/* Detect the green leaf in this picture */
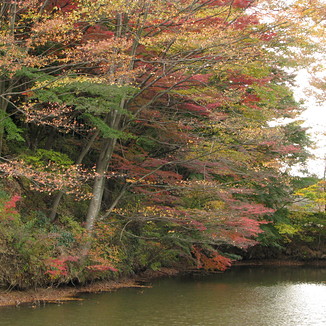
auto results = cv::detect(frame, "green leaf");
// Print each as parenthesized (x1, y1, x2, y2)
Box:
(21, 149, 74, 166)
(83, 113, 135, 140)
(1, 112, 24, 142)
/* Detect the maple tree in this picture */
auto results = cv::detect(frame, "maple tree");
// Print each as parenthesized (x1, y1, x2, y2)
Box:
(0, 0, 324, 285)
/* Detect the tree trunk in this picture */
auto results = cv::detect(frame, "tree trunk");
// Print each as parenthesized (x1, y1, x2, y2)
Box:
(85, 133, 119, 231)
(0, 3, 16, 156)
(80, 132, 119, 257)
(0, 79, 14, 156)
(0, 81, 7, 157)
(82, 9, 141, 242)
(48, 130, 100, 221)
(48, 192, 64, 222)
(85, 173, 107, 230)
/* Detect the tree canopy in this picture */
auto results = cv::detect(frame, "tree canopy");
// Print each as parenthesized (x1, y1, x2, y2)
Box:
(0, 0, 325, 288)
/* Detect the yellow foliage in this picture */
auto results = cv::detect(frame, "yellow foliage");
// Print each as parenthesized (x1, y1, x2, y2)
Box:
(205, 200, 226, 210)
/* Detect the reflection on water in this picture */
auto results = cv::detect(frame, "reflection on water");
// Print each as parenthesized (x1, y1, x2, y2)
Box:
(1, 266, 325, 326)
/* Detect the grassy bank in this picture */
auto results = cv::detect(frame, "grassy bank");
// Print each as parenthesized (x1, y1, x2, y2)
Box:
(0, 268, 180, 308)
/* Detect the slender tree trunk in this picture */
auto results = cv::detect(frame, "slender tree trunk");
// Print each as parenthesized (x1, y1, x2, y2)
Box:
(85, 173, 107, 230)
(0, 3, 16, 156)
(81, 129, 119, 257)
(85, 114, 120, 231)
(81, 8, 148, 251)
(0, 81, 7, 157)
(48, 130, 100, 221)
(0, 79, 15, 156)
(48, 192, 64, 222)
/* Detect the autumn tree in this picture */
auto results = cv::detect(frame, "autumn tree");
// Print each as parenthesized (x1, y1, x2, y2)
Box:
(0, 0, 323, 272)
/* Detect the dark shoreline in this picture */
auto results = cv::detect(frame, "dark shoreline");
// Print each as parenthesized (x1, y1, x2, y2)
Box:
(233, 259, 326, 267)
(1, 260, 325, 308)
(0, 268, 179, 308)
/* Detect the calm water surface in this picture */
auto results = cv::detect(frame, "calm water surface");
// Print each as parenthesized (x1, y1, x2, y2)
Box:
(1, 266, 325, 326)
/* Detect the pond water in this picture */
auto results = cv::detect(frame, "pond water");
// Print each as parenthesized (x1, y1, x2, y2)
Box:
(1, 266, 325, 326)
